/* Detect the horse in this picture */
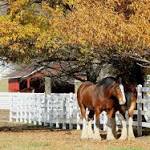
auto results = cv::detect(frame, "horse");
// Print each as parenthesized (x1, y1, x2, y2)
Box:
(116, 82, 137, 140)
(77, 76, 126, 140)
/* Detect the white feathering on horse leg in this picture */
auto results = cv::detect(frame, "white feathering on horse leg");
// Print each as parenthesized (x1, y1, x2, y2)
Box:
(81, 118, 88, 139)
(93, 115, 101, 140)
(93, 126, 101, 140)
(87, 120, 94, 139)
(119, 115, 127, 140)
(128, 117, 135, 139)
(106, 118, 116, 140)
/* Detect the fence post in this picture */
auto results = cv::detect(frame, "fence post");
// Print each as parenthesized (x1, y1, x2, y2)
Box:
(44, 94, 48, 126)
(16, 96, 19, 123)
(9, 94, 13, 122)
(137, 84, 143, 137)
(24, 99, 28, 123)
(28, 101, 32, 124)
(62, 98, 66, 129)
(33, 95, 38, 125)
(20, 99, 23, 123)
(76, 112, 81, 130)
(37, 95, 42, 126)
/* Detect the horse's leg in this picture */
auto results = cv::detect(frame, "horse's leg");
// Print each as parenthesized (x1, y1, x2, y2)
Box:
(93, 108, 101, 140)
(87, 119, 94, 139)
(128, 116, 135, 139)
(106, 109, 116, 140)
(80, 106, 88, 139)
(127, 91, 136, 140)
(118, 113, 127, 140)
(111, 116, 117, 138)
(87, 110, 94, 139)
(128, 104, 136, 139)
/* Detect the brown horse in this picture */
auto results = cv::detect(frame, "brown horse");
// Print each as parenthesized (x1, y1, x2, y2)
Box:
(77, 77, 126, 140)
(116, 83, 137, 140)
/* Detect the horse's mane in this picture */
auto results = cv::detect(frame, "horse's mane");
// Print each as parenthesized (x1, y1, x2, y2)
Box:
(96, 76, 117, 88)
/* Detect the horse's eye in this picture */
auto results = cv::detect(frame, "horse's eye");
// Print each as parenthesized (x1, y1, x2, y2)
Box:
(116, 86, 120, 90)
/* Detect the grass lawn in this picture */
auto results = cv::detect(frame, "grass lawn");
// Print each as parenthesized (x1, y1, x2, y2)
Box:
(0, 129, 149, 150)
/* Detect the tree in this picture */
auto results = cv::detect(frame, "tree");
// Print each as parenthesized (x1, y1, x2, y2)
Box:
(0, 0, 150, 83)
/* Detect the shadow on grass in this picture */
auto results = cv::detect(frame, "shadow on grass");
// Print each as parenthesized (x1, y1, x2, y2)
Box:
(0, 121, 78, 132)
(0, 125, 52, 132)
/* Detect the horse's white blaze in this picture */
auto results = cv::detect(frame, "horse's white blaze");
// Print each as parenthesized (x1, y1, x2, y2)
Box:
(119, 84, 126, 105)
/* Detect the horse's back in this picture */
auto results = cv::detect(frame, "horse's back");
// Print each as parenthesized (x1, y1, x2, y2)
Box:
(77, 81, 93, 98)
(77, 81, 95, 107)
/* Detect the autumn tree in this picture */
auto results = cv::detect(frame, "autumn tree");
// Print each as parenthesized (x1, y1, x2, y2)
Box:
(0, 0, 150, 83)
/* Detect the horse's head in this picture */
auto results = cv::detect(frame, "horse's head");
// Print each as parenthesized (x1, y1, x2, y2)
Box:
(112, 79, 126, 105)
(97, 76, 126, 105)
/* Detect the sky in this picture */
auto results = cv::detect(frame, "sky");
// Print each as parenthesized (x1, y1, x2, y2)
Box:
(0, 61, 15, 79)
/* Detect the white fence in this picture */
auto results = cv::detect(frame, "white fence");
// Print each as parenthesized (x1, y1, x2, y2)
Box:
(0, 92, 107, 129)
(8, 93, 79, 129)
(135, 85, 150, 136)
(0, 84, 150, 133)
(0, 92, 11, 109)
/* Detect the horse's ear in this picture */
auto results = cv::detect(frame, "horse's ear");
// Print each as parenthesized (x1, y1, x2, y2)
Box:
(116, 76, 122, 84)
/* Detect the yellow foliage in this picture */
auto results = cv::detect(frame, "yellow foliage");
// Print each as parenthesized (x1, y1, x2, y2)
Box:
(0, 0, 150, 62)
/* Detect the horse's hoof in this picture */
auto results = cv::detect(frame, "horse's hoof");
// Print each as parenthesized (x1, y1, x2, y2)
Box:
(118, 136, 127, 140)
(81, 134, 89, 139)
(87, 130, 94, 139)
(87, 134, 95, 140)
(81, 136, 88, 140)
(128, 136, 135, 140)
(107, 138, 116, 141)
(106, 137, 116, 141)
(92, 136, 102, 141)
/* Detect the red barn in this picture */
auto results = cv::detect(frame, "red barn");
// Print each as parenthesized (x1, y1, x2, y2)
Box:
(9, 79, 20, 92)
(6, 63, 76, 93)
(7, 65, 45, 92)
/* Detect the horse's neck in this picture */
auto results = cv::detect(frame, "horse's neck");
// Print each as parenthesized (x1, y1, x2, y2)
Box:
(125, 92, 131, 107)
(95, 85, 111, 98)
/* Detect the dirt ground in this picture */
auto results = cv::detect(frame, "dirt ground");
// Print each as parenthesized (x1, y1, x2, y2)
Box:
(0, 110, 149, 150)
(0, 123, 150, 150)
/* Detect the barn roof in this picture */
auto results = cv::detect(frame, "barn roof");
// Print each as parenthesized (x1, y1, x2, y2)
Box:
(5, 62, 86, 82)
(4, 65, 44, 79)
(4, 63, 71, 80)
